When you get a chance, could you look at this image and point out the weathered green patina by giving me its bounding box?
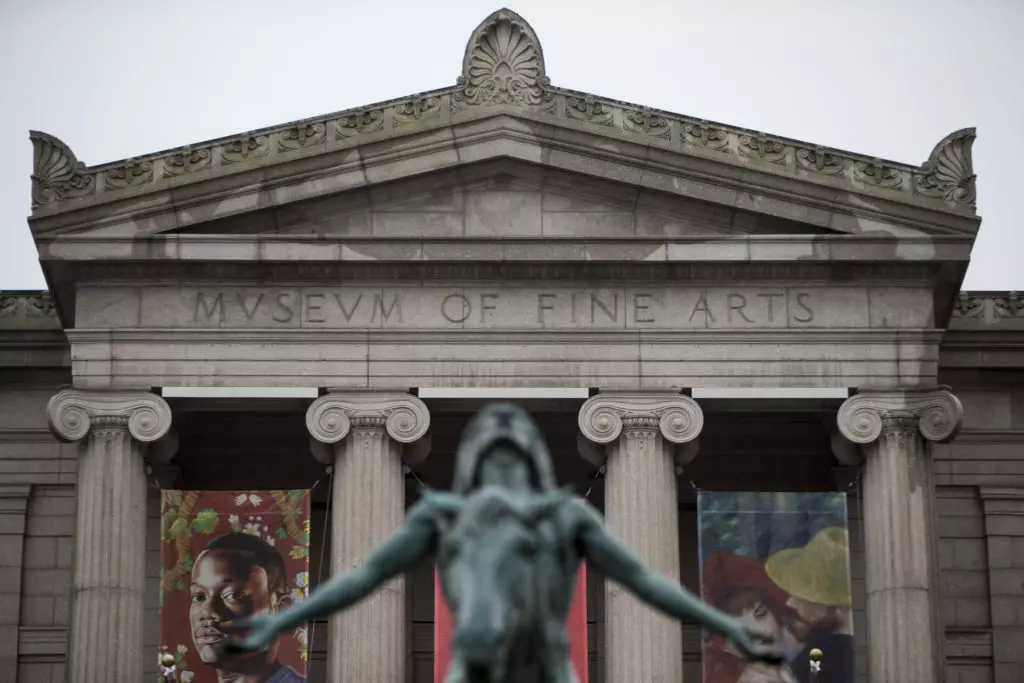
[226,403,782,682]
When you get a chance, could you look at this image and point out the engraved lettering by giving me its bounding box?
[272,293,294,323]
[538,294,557,324]
[634,294,654,323]
[727,293,753,323]
[333,293,363,322]
[372,294,402,324]
[591,293,619,323]
[304,293,326,323]
[793,292,814,323]
[193,292,224,324]
[570,292,579,324]
[689,292,715,324]
[480,294,498,323]
[757,292,784,323]
[441,294,472,324]
[237,292,264,321]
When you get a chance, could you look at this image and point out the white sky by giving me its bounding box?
[1,0,1020,291]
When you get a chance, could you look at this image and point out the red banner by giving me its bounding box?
[433,563,588,682]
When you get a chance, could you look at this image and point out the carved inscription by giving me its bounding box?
[178,287,832,329]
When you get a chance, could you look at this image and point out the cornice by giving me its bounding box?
[28,9,977,223]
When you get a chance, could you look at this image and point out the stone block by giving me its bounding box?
[22,537,57,569]
[22,569,70,596]
[53,593,69,625]
[943,570,989,597]
[988,536,1015,569]
[0,513,26,536]
[0,593,19,624]
[24,514,74,537]
[956,598,992,627]
[465,190,542,237]
[954,538,988,570]
[20,595,54,626]
[990,569,1024,597]
[0,536,24,567]
[993,628,1024,663]
[56,537,72,568]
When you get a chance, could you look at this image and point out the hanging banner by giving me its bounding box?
[433,563,589,683]
[159,490,311,683]
[698,492,855,683]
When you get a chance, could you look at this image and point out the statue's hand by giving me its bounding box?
[220,614,282,654]
[726,622,785,666]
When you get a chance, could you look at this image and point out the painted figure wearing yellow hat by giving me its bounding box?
[765,527,856,683]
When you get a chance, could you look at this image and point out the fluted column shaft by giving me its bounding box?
[579,392,703,683]
[47,389,173,683]
[837,388,962,683]
[307,392,430,683]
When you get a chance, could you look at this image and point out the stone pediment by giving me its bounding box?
[174,160,837,239]
[27,9,979,241]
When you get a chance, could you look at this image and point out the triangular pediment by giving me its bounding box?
[174,160,837,239]
[27,8,979,242]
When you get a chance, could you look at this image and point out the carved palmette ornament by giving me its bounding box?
[29,131,95,208]
[457,9,550,107]
[914,127,977,206]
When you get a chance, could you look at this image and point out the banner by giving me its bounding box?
[159,490,311,683]
[434,563,588,683]
[698,492,855,683]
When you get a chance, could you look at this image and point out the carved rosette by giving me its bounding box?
[836,388,963,445]
[579,392,704,445]
[457,9,550,107]
[306,393,430,445]
[29,131,95,208]
[915,127,977,206]
[47,389,172,443]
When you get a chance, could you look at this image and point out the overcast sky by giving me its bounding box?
[1,0,1020,291]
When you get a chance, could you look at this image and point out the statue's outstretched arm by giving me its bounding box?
[264,500,437,634]
[575,502,737,638]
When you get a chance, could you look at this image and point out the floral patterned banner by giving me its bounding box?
[159,490,311,683]
[698,492,855,683]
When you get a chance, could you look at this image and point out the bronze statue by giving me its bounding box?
[226,403,782,682]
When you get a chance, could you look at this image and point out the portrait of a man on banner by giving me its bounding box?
[159,490,312,683]
[698,492,855,683]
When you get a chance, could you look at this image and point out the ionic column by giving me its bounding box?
[47,388,173,683]
[837,388,962,683]
[579,391,703,683]
[306,391,430,683]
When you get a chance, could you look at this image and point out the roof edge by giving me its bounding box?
[27,8,978,220]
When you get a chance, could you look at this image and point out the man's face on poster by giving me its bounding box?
[190,549,281,666]
[784,594,844,641]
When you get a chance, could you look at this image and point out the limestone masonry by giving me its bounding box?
[1,8,1020,683]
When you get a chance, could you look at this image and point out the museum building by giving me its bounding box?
[1,8,1022,683]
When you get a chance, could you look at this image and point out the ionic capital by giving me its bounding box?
[47,388,173,443]
[836,387,962,445]
[306,392,430,446]
[578,392,704,445]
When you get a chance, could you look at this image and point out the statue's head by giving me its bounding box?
[451,403,557,494]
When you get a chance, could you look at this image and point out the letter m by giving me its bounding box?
[194,292,224,323]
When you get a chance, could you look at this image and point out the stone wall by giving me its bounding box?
[0,385,76,683]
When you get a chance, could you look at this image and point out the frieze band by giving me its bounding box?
[28,10,976,216]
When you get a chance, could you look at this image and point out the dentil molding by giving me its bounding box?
[836,388,963,445]
[46,388,172,443]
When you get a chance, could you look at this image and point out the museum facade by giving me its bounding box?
[1,8,1021,683]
